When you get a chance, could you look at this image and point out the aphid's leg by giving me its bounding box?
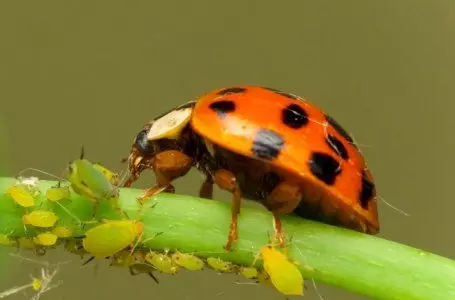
[212,169,241,251]
[129,265,160,284]
[137,150,193,205]
[199,175,214,199]
[265,181,302,248]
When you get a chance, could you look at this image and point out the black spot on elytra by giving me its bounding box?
[217,87,247,95]
[209,100,236,118]
[326,134,349,160]
[134,125,154,155]
[282,104,309,129]
[325,114,354,144]
[263,87,299,100]
[252,129,285,160]
[308,152,341,185]
[360,169,375,209]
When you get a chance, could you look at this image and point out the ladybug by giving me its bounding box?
[123,86,379,251]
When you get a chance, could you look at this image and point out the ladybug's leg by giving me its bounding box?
[137,150,193,204]
[199,175,214,199]
[212,169,241,251]
[265,181,302,247]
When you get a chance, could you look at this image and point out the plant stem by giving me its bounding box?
[0,177,454,299]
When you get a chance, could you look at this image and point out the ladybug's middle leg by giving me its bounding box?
[137,150,193,205]
[212,169,242,251]
[265,181,302,247]
[199,175,214,199]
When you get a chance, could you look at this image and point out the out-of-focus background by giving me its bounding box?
[0,1,454,299]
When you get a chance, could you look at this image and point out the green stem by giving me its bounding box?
[0,177,454,299]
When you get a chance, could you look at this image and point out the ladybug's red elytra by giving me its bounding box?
[123,86,379,251]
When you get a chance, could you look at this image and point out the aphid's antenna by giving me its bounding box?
[379,195,410,217]
[80,145,85,160]
[17,168,64,182]
[312,278,325,300]
[53,201,82,226]
[81,256,95,266]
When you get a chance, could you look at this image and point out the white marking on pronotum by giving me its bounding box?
[147,107,193,141]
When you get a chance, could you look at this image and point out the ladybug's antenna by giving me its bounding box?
[379,196,410,217]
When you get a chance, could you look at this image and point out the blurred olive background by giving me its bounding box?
[0,1,454,299]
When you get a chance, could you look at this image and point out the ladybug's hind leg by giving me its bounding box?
[265,181,302,247]
[137,150,193,205]
[212,169,242,251]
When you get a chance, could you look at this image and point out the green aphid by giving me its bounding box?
[171,252,205,271]
[67,148,125,219]
[68,158,118,203]
[93,163,119,185]
[145,251,179,275]
[206,257,233,273]
[240,266,259,279]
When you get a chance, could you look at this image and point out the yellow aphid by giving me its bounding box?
[7,185,36,207]
[46,186,70,202]
[0,234,13,246]
[18,237,37,249]
[260,245,304,296]
[33,232,58,246]
[171,252,205,271]
[111,250,138,267]
[82,220,143,258]
[145,252,179,274]
[52,226,73,238]
[206,257,233,273]
[31,277,42,291]
[240,266,259,279]
[93,163,119,185]
[22,210,59,228]
[65,239,86,257]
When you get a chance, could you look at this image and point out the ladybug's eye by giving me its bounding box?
[134,127,154,155]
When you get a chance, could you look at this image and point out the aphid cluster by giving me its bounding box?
[3,176,74,254]
[1,150,125,257]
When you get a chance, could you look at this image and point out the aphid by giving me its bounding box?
[17,237,37,249]
[260,245,304,296]
[171,252,205,271]
[67,150,123,217]
[64,239,87,257]
[51,226,73,238]
[33,232,58,246]
[31,277,42,291]
[145,251,179,275]
[93,163,119,185]
[46,185,71,202]
[68,158,118,203]
[239,266,259,279]
[206,257,233,273]
[22,210,59,228]
[0,234,14,246]
[7,184,36,208]
[82,220,143,258]
[110,250,159,283]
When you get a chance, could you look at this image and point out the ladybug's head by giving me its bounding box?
[123,103,195,187]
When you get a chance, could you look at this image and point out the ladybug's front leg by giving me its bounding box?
[212,169,242,251]
[265,181,302,247]
[138,150,193,205]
